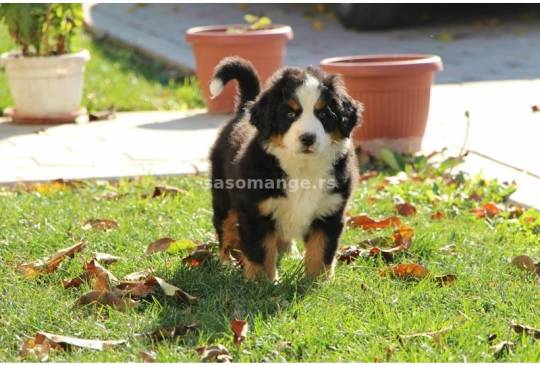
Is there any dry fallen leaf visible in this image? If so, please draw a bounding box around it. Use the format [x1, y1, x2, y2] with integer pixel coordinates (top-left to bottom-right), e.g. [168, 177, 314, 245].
[17, 241, 86, 278]
[471, 202, 502, 219]
[84, 258, 119, 284]
[20, 331, 126, 360]
[507, 205, 524, 219]
[151, 185, 188, 198]
[135, 322, 199, 341]
[358, 170, 378, 182]
[115, 281, 155, 298]
[510, 322, 540, 340]
[139, 350, 157, 362]
[395, 202, 417, 217]
[231, 319, 249, 346]
[381, 263, 429, 280]
[123, 269, 154, 281]
[75, 290, 139, 311]
[92, 252, 121, 265]
[397, 325, 451, 344]
[431, 211, 446, 220]
[82, 219, 118, 231]
[491, 341, 515, 358]
[183, 247, 212, 267]
[433, 274, 457, 286]
[63, 272, 91, 289]
[145, 276, 197, 304]
[511, 255, 539, 276]
[145, 237, 176, 255]
[197, 344, 232, 362]
[347, 214, 402, 230]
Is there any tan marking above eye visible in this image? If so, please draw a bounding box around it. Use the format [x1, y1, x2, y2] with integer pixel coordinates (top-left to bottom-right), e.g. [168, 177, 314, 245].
[314, 99, 327, 111]
[288, 98, 300, 111]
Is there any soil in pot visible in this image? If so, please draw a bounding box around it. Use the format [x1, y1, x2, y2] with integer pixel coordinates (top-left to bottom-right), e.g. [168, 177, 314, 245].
[321, 54, 443, 154]
[186, 24, 293, 114]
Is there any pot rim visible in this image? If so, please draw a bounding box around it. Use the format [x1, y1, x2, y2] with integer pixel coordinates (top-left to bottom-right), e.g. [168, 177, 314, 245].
[0, 49, 90, 66]
[320, 54, 443, 76]
[185, 24, 293, 44]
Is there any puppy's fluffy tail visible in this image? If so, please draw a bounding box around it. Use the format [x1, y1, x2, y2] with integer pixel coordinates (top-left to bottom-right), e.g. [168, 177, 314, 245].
[210, 57, 261, 113]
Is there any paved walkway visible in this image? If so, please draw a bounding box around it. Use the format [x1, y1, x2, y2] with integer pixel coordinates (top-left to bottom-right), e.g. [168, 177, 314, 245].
[84, 3, 540, 83]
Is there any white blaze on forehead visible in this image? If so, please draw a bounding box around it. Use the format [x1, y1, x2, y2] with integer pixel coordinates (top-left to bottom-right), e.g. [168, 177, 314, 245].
[295, 75, 321, 109]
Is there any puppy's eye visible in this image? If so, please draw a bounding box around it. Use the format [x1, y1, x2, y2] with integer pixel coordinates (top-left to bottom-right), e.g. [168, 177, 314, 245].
[317, 110, 327, 119]
[287, 111, 296, 119]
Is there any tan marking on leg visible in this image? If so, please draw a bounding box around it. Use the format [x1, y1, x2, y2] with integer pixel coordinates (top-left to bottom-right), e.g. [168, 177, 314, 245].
[243, 232, 278, 282]
[219, 210, 240, 263]
[304, 230, 334, 279]
[276, 237, 291, 254]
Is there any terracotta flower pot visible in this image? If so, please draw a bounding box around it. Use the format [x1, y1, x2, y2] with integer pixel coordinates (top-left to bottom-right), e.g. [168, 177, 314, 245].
[186, 25, 293, 114]
[320, 54, 443, 154]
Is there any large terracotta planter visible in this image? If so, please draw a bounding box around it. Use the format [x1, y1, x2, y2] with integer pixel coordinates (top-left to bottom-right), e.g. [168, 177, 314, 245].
[321, 54, 443, 154]
[0, 49, 90, 124]
[186, 25, 293, 114]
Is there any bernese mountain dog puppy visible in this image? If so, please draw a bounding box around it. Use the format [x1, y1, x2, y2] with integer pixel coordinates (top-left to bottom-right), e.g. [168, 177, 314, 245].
[209, 57, 362, 281]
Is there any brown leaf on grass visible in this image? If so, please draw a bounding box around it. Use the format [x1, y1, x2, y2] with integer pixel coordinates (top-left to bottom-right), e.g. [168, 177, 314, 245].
[123, 269, 154, 281]
[135, 322, 199, 341]
[196, 344, 232, 362]
[508, 205, 524, 219]
[491, 341, 515, 358]
[471, 202, 502, 219]
[347, 214, 401, 230]
[381, 263, 429, 280]
[395, 202, 417, 217]
[84, 258, 119, 285]
[145, 237, 176, 255]
[510, 322, 540, 339]
[115, 281, 155, 298]
[20, 331, 126, 359]
[183, 247, 212, 267]
[511, 255, 539, 276]
[17, 241, 86, 278]
[139, 351, 156, 362]
[433, 274, 457, 286]
[145, 276, 197, 304]
[532, 105, 540, 112]
[63, 272, 91, 289]
[431, 211, 446, 220]
[358, 170, 378, 182]
[231, 319, 249, 346]
[92, 252, 121, 265]
[82, 219, 118, 231]
[468, 191, 483, 202]
[397, 326, 451, 344]
[19, 332, 62, 361]
[151, 185, 188, 198]
[75, 290, 139, 311]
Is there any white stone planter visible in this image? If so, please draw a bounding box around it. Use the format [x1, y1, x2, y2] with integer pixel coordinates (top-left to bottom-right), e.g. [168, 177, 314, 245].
[0, 49, 90, 123]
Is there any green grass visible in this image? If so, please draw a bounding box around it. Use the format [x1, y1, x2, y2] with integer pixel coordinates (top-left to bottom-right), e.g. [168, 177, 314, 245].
[0, 24, 204, 113]
[1, 161, 539, 362]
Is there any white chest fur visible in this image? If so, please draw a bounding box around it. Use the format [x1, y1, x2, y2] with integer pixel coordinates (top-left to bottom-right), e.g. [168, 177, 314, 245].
[262, 142, 348, 241]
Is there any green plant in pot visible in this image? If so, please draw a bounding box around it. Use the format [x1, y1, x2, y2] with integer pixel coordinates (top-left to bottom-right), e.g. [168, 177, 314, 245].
[0, 4, 90, 123]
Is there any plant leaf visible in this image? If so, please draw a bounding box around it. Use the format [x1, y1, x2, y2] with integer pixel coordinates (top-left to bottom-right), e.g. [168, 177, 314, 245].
[17, 241, 86, 278]
[231, 319, 249, 346]
[82, 219, 118, 231]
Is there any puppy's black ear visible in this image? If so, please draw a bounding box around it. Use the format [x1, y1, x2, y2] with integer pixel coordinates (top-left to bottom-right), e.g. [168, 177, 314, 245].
[248, 90, 274, 140]
[338, 96, 363, 138]
[324, 73, 363, 138]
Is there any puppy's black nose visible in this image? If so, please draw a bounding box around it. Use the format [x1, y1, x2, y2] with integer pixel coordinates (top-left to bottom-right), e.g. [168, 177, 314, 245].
[299, 133, 316, 147]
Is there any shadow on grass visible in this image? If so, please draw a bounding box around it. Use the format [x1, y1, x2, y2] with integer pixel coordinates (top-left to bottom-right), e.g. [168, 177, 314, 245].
[152, 256, 311, 344]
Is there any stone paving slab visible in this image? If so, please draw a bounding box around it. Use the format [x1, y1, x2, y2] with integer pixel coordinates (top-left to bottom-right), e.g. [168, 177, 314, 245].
[84, 3, 540, 83]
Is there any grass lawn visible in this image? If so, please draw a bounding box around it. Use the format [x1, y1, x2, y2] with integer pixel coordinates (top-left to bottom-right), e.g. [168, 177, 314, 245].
[0, 24, 204, 114]
[1, 156, 539, 362]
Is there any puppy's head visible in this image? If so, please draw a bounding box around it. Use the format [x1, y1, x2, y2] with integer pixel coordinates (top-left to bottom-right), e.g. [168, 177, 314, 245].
[248, 67, 362, 155]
